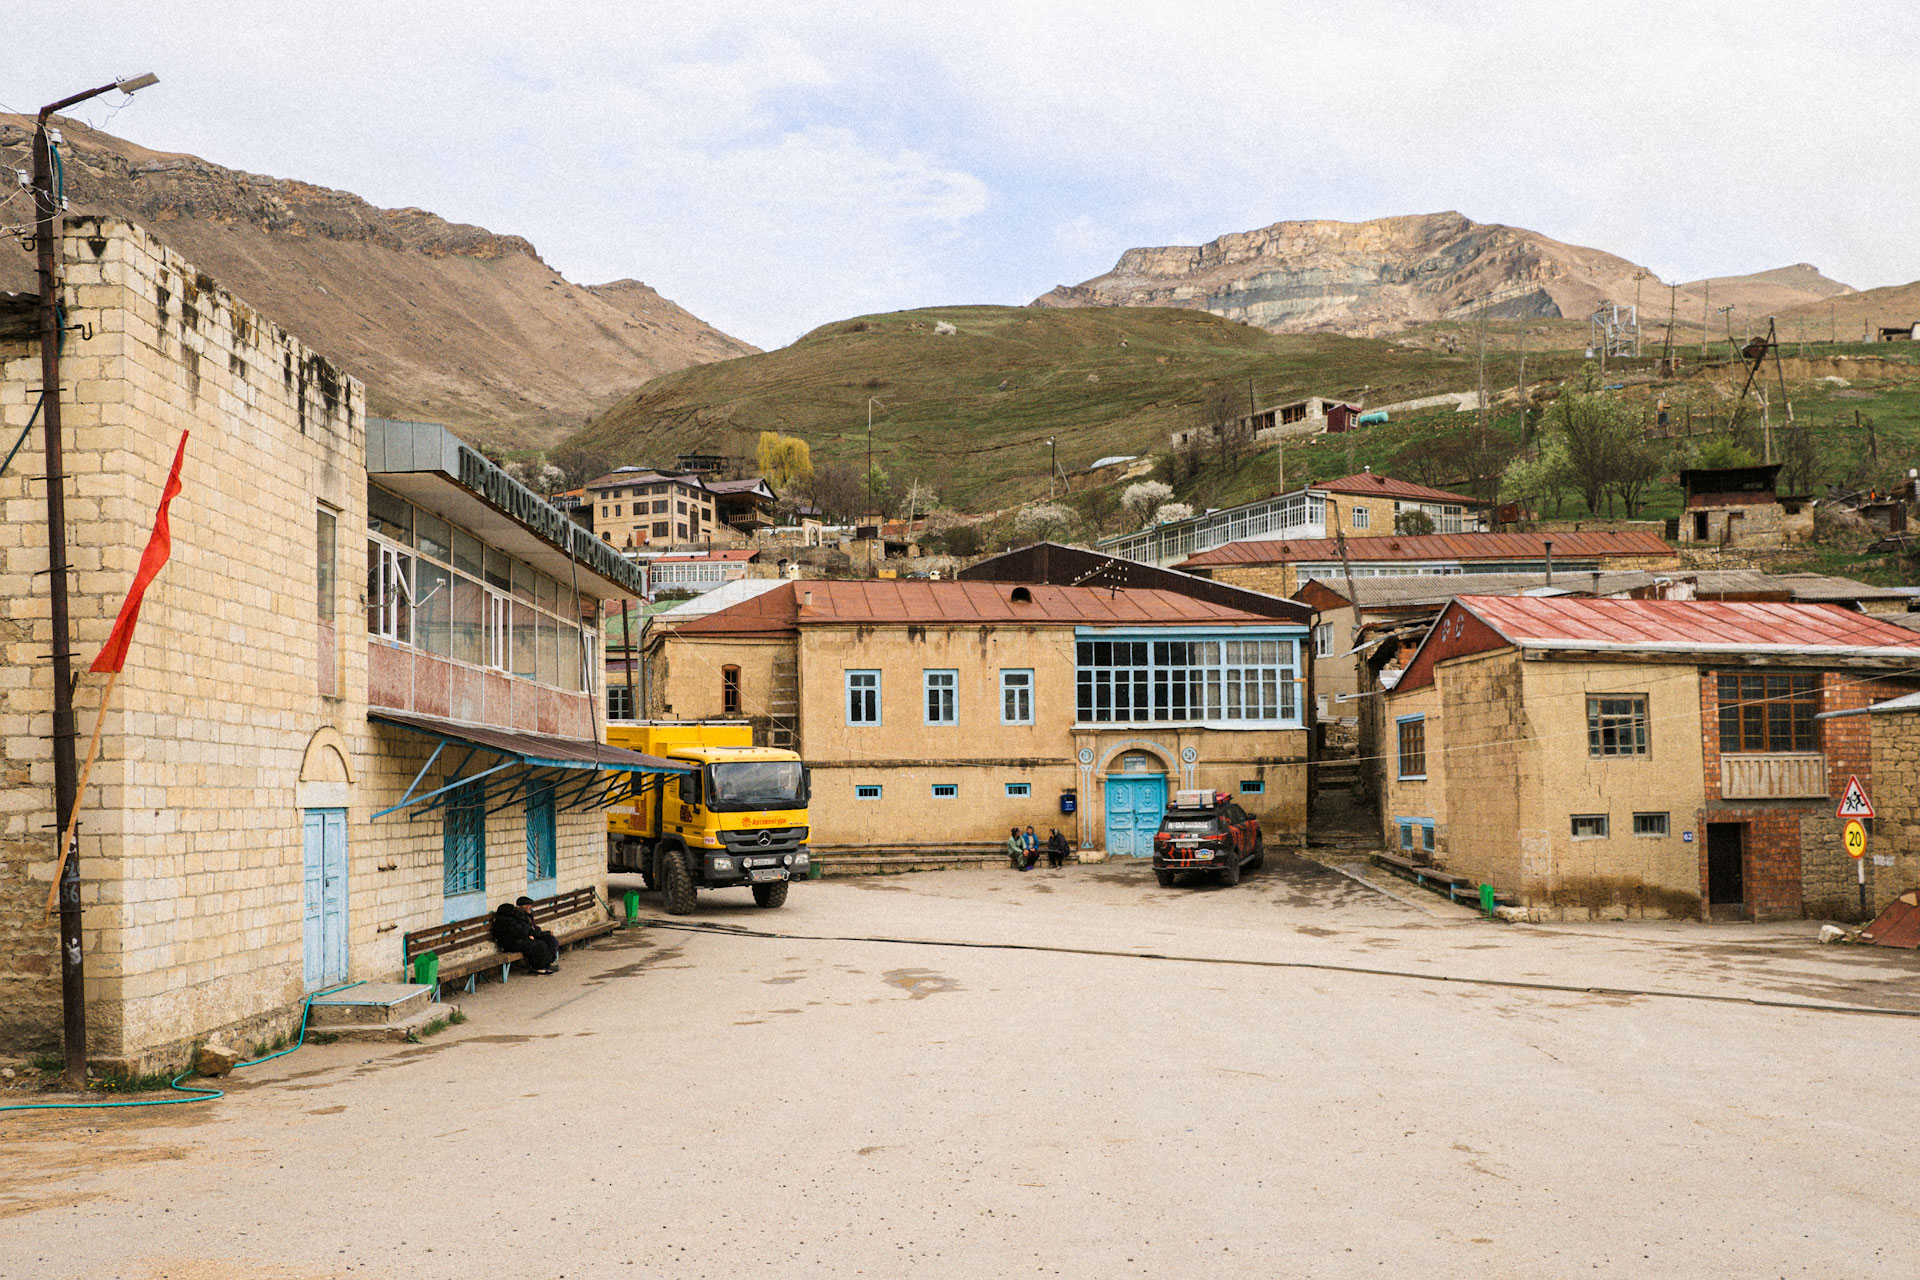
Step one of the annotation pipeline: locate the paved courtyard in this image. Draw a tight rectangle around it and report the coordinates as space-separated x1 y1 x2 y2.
5 855 1919 1279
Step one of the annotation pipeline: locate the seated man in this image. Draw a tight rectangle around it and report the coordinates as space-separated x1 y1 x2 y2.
490 896 561 974
1046 828 1071 868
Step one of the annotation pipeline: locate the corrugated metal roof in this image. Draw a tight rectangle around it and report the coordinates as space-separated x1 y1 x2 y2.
370 708 691 771
670 579 1291 636
646 549 758 563
1181 529 1672 568
1314 472 1484 505
1302 571 1661 609
1460 596 1920 654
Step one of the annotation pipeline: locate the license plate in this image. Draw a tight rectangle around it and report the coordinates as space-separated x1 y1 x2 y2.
1194 851 1214 861
749 868 785 882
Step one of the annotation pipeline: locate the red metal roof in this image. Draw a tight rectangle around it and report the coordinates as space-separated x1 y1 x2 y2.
670 580 1289 637
1179 529 1672 568
648 549 758 563
1460 595 1920 652
1314 472 1484 506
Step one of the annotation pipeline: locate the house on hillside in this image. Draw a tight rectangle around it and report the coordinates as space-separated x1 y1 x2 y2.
1170 396 1362 452
705 476 780 534
1877 323 1920 342
1675 464 1813 547
586 468 734 550
1381 596 1920 921
1176 529 1678 597
960 541 1312 620
1099 471 1491 567
644 581 1313 857
1 218 667 1071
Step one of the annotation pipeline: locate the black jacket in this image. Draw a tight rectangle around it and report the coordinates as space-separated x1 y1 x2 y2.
491 903 536 951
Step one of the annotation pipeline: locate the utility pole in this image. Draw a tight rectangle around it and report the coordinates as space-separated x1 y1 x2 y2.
1632 271 1647 358
1662 282 1678 375
1515 315 1528 441
1701 279 1710 357
866 395 881 575
1047 436 1057 500
32 73 159 1089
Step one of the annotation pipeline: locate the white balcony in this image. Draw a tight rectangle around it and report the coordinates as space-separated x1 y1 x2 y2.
1721 753 1828 800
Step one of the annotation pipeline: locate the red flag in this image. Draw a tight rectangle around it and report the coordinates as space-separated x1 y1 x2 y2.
91 431 188 674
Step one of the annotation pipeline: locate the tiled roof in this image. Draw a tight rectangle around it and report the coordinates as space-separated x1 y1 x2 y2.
1313 472 1484 505
1180 529 1672 568
1460 595 1920 654
670 580 1291 637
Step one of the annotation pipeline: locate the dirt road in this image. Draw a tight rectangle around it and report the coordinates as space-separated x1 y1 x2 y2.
5 857 1917 1279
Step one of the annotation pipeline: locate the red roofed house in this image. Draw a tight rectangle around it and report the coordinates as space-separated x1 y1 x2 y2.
1177 529 1679 597
1381 596 1920 921
644 580 1313 858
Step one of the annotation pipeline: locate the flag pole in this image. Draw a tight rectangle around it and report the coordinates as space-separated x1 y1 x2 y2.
44 667 122 919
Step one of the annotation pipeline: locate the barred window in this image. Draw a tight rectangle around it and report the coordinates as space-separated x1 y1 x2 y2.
1396 716 1427 779
1717 673 1817 753
1587 695 1649 757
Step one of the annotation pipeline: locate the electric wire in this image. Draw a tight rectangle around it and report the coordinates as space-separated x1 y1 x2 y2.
0 979 364 1115
633 918 1920 1021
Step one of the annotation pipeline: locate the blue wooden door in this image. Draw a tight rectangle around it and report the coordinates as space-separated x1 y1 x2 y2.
443 781 487 922
1105 774 1166 858
525 786 557 899
302 808 348 989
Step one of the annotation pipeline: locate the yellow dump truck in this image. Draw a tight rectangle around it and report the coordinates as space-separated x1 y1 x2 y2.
606 722 810 913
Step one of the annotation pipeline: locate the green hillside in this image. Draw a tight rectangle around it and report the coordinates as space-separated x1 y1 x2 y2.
562 305 1500 511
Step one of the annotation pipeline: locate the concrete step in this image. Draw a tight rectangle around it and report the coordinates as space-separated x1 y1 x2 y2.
308 983 434 1028
814 850 1011 876
316 1001 461 1044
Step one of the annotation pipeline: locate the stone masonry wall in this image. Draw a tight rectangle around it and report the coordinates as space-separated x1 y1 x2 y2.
1866 710 1920 917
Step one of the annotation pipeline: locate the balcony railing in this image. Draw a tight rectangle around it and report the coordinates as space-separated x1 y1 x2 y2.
1721 752 1828 800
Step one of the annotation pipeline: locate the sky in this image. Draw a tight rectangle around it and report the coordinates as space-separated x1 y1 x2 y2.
10 1 1920 350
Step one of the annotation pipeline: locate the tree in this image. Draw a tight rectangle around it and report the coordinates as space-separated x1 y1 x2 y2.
1394 509 1436 536
1502 438 1575 520
1151 502 1194 526
756 431 814 494
1122 481 1174 526
1013 503 1081 543
1550 366 1644 517
1201 384 1248 468
548 442 616 489
809 461 866 522
1694 438 1757 470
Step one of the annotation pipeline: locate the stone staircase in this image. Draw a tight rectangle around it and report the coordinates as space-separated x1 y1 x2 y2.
812 848 1010 876
308 983 458 1042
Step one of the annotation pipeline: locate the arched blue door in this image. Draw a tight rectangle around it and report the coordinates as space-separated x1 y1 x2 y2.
1104 764 1166 858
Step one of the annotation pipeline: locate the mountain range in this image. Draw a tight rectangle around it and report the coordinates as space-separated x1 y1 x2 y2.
1033 212 1855 338
0 115 755 446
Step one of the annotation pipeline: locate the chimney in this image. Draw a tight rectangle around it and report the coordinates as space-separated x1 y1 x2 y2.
1543 539 1554 584
802 590 813 608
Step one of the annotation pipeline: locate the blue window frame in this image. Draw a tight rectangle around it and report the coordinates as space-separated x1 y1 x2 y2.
443 779 486 920
1073 631 1303 726
525 785 556 897
855 784 882 799
924 669 958 725
1240 780 1264 794
1001 669 1034 724
847 670 880 725
1396 817 1435 854
1005 782 1031 798
1396 715 1427 780
932 783 957 798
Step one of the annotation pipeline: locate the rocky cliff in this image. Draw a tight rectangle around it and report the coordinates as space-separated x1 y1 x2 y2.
1034 212 1852 337
0 115 756 447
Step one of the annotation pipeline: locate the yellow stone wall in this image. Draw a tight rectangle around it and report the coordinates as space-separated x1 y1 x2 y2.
1866 709 1920 915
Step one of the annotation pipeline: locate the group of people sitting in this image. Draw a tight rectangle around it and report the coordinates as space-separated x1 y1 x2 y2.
1006 825 1071 871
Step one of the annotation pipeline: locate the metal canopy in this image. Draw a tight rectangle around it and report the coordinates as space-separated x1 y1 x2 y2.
369 709 691 822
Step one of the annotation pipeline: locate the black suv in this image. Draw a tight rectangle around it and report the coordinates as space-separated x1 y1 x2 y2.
1151 791 1263 887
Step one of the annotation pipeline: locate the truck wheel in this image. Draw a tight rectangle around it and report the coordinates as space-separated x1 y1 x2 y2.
751 880 789 908
1220 847 1242 887
660 846 697 915
1154 869 1175 888
1249 834 1265 872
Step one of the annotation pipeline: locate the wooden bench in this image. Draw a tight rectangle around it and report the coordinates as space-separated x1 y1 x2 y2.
402 888 618 999
1371 852 1517 909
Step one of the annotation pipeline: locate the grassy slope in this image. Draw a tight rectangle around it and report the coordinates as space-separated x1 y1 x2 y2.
564 306 1486 511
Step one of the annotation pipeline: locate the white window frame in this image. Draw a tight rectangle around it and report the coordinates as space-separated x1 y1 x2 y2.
370 541 414 643
483 588 510 672
1312 622 1334 658
925 669 958 725
1351 506 1370 530
1001 668 1034 724
847 670 881 726
1005 782 1031 798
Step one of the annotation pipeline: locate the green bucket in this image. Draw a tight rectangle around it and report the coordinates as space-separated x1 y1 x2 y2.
412 951 439 988
1478 884 1496 916
807 860 822 881
623 889 640 921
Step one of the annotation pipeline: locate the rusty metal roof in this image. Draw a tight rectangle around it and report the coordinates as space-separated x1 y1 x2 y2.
1180 529 1672 568
1861 890 1920 948
370 708 691 771
1460 595 1920 655
1314 472 1485 506
670 580 1292 637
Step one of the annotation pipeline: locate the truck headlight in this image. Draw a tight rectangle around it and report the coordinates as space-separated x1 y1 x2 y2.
792 852 809 868
711 856 734 873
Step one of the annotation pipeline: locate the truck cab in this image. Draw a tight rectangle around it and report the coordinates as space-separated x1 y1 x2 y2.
607 722 810 912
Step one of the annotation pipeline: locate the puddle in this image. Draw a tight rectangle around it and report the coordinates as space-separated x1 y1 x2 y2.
882 968 962 1000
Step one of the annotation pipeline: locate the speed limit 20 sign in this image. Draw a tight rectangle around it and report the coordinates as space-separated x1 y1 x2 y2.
1843 819 1868 861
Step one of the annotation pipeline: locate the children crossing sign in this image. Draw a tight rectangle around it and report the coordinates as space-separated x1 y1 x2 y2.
1837 776 1874 819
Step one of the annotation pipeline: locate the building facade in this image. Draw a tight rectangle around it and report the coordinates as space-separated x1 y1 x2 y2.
1380 595 1920 921
586 468 731 550
646 581 1312 856
1 218 659 1070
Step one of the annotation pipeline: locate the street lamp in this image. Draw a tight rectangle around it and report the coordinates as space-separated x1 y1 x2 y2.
33 72 159 1089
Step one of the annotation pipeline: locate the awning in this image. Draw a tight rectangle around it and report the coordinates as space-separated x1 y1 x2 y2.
369 708 691 821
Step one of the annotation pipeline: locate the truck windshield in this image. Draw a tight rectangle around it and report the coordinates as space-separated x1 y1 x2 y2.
706 761 806 810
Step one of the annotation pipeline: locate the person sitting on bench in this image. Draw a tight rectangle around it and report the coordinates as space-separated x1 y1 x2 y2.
1046 828 1071 868
491 896 560 975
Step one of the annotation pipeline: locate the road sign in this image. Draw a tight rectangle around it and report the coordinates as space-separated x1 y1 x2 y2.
1837 776 1874 819
1844 819 1868 860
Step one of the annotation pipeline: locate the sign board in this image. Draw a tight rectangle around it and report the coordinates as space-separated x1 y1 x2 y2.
1844 819 1868 861
1837 776 1874 819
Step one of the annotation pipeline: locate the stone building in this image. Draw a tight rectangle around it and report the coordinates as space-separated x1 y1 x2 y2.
1 218 663 1070
1176 529 1678 597
1675 464 1813 547
585 467 733 550
644 580 1312 857
1380 595 1920 921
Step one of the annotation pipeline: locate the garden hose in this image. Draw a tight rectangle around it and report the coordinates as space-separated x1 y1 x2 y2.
0 979 364 1115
